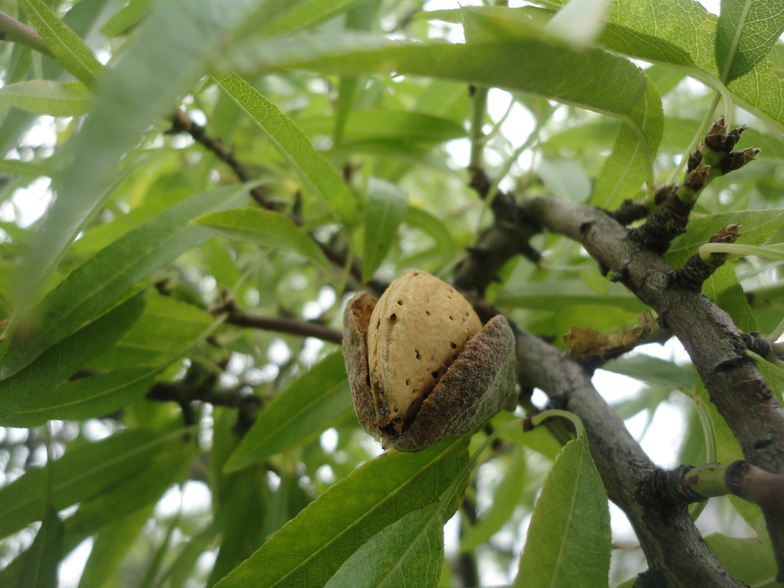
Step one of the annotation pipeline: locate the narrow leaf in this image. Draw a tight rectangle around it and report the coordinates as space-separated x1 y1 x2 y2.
193 208 335 278
14 0 264 336
16 507 64 588
212 72 359 226
300 110 467 143
0 428 190 539
2 185 247 379
224 352 349 472
591 78 663 207
324 503 444 588
267 0 368 35
546 0 612 48
0 293 145 423
363 178 408 283
515 437 611 588
21 0 104 87
716 0 784 83
2 367 157 427
215 437 468 588
226 31 648 124
0 81 91 116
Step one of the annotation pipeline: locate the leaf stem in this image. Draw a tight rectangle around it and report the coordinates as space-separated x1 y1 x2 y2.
469 86 489 170
0 10 53 58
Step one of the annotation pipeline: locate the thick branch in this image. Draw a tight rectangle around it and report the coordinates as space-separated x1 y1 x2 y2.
513 325 743 587
524 197 784 474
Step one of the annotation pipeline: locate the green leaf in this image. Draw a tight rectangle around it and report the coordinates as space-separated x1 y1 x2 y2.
299 110 467 143
266 0 368 35
215 437 469 588
15 506 64 588
193 208 335 278
88 291 216 370
212 72 359 226
100 0 155 37
537 156 591 203
0 81 91 116
716 0 784 83
324 503 444 588
2 367 157 427
363 178 408 283
13 0 265 334
515 437 611 588
603 354 697 389
705 533 778 587
591 78 663 207
226 31 648 123
665 209 784 265
402 205 457 267
2 184 247 379
495 280 646 313
21 0 104 87
224 351 349 472
0 428 190 540
0 292 145 424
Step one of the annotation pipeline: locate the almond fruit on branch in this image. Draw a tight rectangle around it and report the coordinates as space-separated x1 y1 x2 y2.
343 269 518 451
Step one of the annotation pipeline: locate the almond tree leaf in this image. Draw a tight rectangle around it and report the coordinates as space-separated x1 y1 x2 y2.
1 184 247 379
514 436 611 588
363 178 408 283
215 437 469 588
21 0 104 87
716 0 784 83
193 208 335 278
266 0 368 35
212 72 359 226
87 291 216 370
300 110 467 143
2 367 157 428
705 533 778 585
13 0 265 336
0 436 195 586
0 292 145 424
225 31 648 129
323 503 444 588
0 81 91 116
591 78 663 207
15 506 64 588
224 351 349 473
0 427 191 540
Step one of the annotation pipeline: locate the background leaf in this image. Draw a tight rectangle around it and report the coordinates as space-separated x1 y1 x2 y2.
212 72 359 226
716 0 784 83
216 438 468 588
0 81 91 116
224 351 349 472
194 208 335 278
363 178 408 282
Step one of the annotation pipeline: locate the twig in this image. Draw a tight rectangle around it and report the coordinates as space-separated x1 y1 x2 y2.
0 11 53 58
226 313 343 345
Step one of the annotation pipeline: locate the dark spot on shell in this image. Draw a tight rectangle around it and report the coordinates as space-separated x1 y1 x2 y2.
432 371 439 378
415 350 421 360
450 342 457 349
397 300 403 305
389 313 397 321
425 310 431 316
405 379 410 386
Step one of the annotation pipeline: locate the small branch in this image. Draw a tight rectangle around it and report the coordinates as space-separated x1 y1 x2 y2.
468 85 489 170
226 313 343 345
210 290 343 345
669 223 740 291
0 11 54 58
169 110 380 292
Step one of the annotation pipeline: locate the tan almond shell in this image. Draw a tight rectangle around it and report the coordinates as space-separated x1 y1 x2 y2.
343 291 518 452
366 269 483 429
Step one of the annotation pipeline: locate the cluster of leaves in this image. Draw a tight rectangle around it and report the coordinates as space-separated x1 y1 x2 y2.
0 0 783 586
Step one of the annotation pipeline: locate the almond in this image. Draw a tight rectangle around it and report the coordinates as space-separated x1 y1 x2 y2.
343 269 518 451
